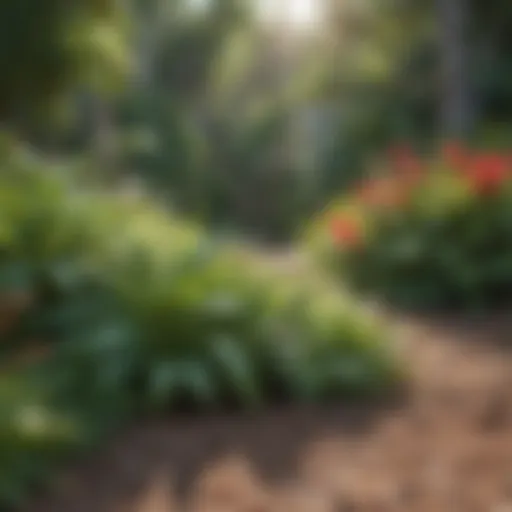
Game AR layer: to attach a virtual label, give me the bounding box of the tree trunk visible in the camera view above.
[437,0,474,138]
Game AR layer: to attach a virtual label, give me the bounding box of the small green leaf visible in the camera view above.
[211,336,261,407]
[147,361,180,409]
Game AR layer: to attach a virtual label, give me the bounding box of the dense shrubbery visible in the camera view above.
[306,143,512,311]
[0,147,398,509]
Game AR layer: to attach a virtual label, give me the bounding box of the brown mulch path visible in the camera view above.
[23,312,512,512]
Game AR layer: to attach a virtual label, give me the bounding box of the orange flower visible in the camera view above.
[330,216,364,248]
[465,153,510,196]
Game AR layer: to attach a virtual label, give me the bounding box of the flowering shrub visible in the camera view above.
[306,143,512,310]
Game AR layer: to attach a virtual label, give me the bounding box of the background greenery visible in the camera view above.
[6,0,511,242]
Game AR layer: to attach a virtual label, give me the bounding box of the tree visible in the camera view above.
[0,0,127,127]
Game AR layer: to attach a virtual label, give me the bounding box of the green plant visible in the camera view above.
[0,370,87,509]
[0,147,400,509]
[307,142,512,310]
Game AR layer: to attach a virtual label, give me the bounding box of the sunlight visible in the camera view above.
[289,0,319,26]
[257,0,322,30]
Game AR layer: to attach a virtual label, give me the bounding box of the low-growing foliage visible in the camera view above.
[0,146,399,509]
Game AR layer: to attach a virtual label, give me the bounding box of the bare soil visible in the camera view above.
[23,312,512,512]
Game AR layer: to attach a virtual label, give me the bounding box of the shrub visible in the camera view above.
[306,142,512,311]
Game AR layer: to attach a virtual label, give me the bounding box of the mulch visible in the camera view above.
[22,312,512,512]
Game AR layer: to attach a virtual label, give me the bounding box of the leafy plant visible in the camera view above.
[0,147,400,509]
[307,142,512,310]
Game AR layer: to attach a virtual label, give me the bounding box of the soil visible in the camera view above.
[22,312,512,512]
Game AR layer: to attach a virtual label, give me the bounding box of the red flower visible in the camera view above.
[330,217,364,247]
[465,153,510,196]
[442,141,469,171]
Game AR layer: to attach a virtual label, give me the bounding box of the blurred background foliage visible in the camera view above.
[1,0,511,242]
[4,0,507,242]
